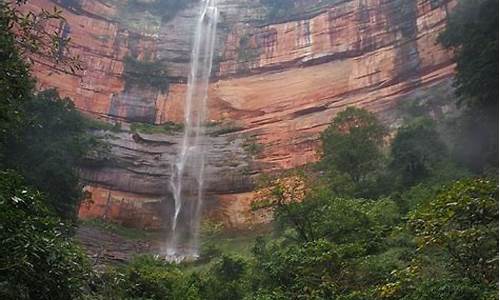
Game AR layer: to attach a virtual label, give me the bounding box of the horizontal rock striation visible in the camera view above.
[79,126,256,228]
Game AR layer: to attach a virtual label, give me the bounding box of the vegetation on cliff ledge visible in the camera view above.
[130,121,184,134]
[122,55,170,92]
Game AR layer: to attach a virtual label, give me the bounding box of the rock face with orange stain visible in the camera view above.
[26,0,456,229]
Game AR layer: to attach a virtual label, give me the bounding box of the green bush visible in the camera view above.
[3,89,100,221]
[390,118,448,186]
[93,255,184,300]
[0,171,91,300]
[198,255,249,300]
[130,121,184,134]
[409,177,498,283]
[438,0,498,172]
[400,278,484,300]
[0,8,34,161]
[320,107,388,198]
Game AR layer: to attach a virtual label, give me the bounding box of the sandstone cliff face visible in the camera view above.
[26,0,456,229]
[78,126,256,229]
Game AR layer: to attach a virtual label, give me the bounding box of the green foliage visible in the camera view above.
[395,182,441,212]
[90,254,250,300]
[0,9,34,160]
[199,255,249,300]
[321,107,387,183]
[438,0,498,113]
[0,171,91,300]
[252,238,339,299]
[3,89,99,221]
[121,256,183,299]
[409,178,498,283]
[438,0,499,172]
[0,7,102,298]
[199,222,270,263]
[250,175,498,299]
[90,255,185,300]
[122,55,169,92]
[84,117,122,132]
[280,192,400,248]
[390,118,448,186]
[0,9,94,227]
[1,0,82,72]
[320,107,388,197]
[400,278,485,300]
[130,121,184,134]
[255,180,406,298]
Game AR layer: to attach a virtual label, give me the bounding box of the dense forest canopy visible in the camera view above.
[0,0,498,299]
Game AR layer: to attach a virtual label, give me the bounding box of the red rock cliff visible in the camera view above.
[25,0,456,229]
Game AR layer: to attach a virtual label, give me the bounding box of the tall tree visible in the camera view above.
[390,118,448,186]
[3,89,98,221]
[439,0,499,172]
[0,6,33,159]
[320,107,387,194]
[0,5,98,221]
[439,0,499,114]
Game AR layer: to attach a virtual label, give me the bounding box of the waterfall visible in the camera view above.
[166,0,218,261]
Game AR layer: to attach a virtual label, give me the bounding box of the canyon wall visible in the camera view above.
[26,0,456,229]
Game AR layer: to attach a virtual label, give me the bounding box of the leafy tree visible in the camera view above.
[1,0,82,71]
[400,278,486,300]
[0,7,34,160]
[92,255,200,300]
[251,238,339,299]
[409,178,498,283]
[320,107,387,197]
[253,172,314,241]
[251,181,405,299]
[439,0,498,114]
[199,255,249,300]
[3,89,98,221]
[390,118,448,186]
[0,171,91,300]
[439,0,499,172]
[0,3,93,221]
[119,256,183,300]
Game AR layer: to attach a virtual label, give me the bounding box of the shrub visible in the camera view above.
[0,171,91,300]
[409,178,498,283]
[3,89,100,221]
[130,121,184,134]
[390,118,448,186]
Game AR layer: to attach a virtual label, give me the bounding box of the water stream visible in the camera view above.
[166,0,219,261]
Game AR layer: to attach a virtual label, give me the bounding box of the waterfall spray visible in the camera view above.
[167,0,218,261]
